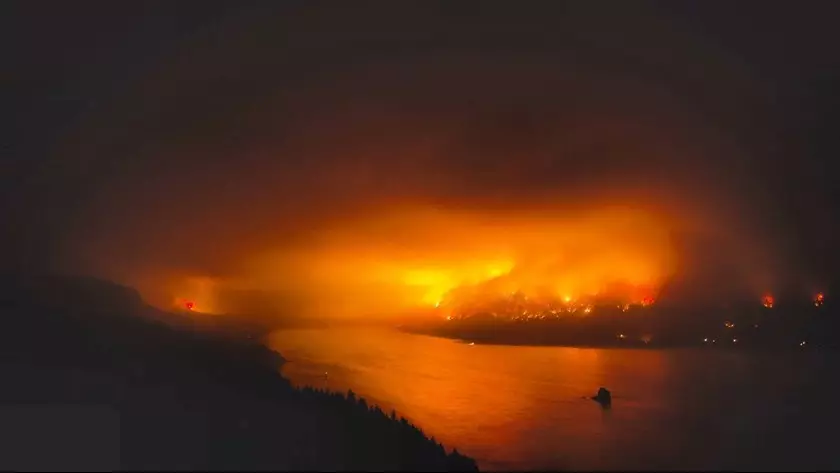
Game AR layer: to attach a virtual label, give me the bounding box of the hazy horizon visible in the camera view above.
[6,2,837,324]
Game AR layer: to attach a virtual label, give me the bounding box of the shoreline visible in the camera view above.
[401,327,826,352]
[1,274,479,471]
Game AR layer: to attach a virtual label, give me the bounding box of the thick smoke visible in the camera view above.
[40,3,792,319]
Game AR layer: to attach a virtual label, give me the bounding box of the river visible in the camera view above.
[268,326,840,471]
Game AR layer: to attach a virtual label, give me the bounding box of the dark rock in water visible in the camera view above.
[591,387,611,407]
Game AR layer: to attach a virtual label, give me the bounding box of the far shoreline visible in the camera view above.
[399,327,824,353]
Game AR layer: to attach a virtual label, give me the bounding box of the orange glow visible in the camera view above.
[271,327,672,468]
[247,205,677,319]
[141,205,676,321]
[814,292,825,307]
[168,277,226,315]
[762,294,774,309]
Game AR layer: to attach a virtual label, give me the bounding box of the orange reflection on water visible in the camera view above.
[270,327,675,470]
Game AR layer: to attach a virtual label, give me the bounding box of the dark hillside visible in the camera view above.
[0,274,477,471]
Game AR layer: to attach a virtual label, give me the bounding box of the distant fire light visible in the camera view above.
[815,293,825,307]
[762,294,774,309]
[185,301,195,311]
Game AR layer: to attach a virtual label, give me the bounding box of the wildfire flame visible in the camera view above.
[815,292,825,307]
[160,206,676,320]
[762,294,774,309]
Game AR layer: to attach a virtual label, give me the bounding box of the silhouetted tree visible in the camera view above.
[1,274,480,471]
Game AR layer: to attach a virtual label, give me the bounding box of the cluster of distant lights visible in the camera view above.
[442,291,827,349]
[761,292,825,309]
[442,300,623,322]
[702,293,825,347]
[700,337,807,347]
[441,291,826,320]
[439,291,659,322]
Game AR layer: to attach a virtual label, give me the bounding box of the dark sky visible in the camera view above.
[3,1,840,305]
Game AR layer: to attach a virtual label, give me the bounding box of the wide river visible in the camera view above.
[268,327,839,471]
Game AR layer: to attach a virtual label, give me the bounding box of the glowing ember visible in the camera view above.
[762,294,774,309]
[814,293,825,307]
[185,301,195,311]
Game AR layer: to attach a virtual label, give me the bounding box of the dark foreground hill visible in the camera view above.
[0,274,478,471]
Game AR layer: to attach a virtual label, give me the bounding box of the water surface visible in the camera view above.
[269,327,839,471]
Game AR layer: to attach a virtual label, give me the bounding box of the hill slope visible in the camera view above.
[0,274,478,471]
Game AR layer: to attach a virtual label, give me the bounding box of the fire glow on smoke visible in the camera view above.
[172,205,678,319]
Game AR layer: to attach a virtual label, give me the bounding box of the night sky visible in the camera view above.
[4,1,840,312]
